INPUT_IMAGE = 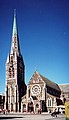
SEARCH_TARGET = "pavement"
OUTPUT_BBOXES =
[0,112,65,120]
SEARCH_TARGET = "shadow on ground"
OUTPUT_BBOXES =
[0,116,24,119]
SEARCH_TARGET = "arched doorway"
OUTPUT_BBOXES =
[35,104,39,112]
[11,103,13,111]
[23,104,26,112]
[28,102,34,112]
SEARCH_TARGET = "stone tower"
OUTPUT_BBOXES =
[5,11,26,112]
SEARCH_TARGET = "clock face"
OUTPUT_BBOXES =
[31,85,41,96]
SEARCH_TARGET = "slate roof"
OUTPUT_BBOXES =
[39,73,61,92]
[33,71,61,91]
[59,84,69,93]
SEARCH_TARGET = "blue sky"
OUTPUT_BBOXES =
[0,0,69,93]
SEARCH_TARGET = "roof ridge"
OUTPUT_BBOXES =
[59,83,69,85]
[39,73,58,85]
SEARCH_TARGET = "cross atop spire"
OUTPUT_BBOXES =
[12,9,17,37]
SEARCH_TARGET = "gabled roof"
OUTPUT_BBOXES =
[29,71,61,92]
[39,73,61,91]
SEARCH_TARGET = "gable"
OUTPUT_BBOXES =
[29,71,60,92]
[29,71,44,84]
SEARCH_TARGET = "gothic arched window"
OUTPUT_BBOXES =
[28,89,30,98]
[47,98,52,107]
[9,67,15,78]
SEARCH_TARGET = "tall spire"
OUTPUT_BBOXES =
[10,10,20,55]
[12,9,17,37]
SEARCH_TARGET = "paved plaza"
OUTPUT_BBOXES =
[0,113,65,120]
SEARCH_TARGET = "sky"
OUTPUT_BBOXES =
[0,0,69,93]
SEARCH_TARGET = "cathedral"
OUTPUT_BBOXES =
[4,11,26,112]
[4,11,69,113]
[21,71,62,112]
[21,71,69,113]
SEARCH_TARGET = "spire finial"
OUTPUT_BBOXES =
[14,9,16,17]
[12,9,17,36]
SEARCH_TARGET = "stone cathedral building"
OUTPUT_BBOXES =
[21,71,62,112]
[4,12,26,112]
[21,71,69,113]
[4,11,69,113]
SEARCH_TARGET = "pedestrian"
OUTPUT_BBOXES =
[51,109,57,117]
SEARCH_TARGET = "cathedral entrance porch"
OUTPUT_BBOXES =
[28,102,34,112]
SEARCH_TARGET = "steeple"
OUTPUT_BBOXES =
[12,9,17,37]
[5,10,26,112]
[10,10,20,55]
